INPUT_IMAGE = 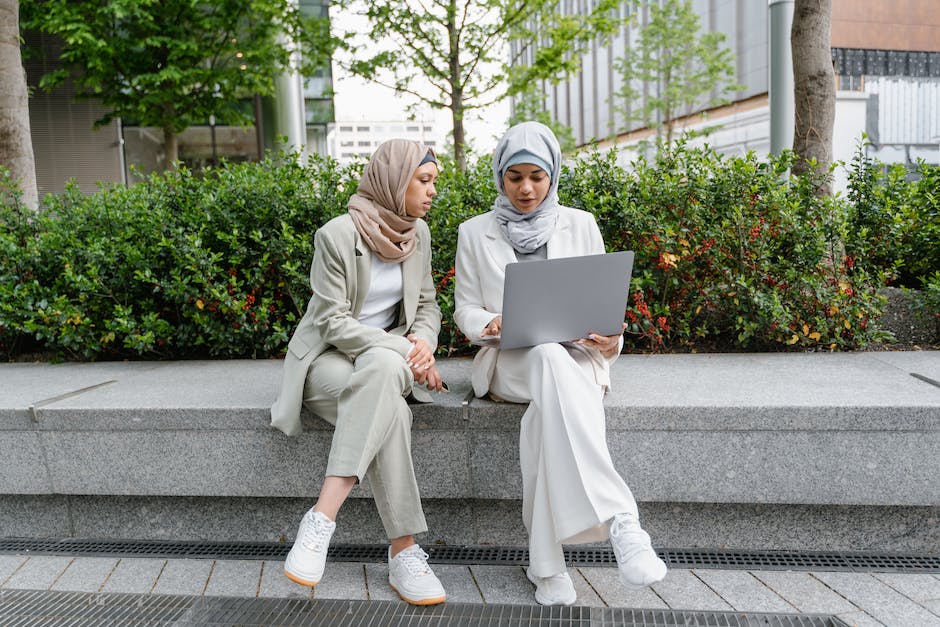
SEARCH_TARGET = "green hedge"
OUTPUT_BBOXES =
[1,144,936,361]
[0,157,359,359]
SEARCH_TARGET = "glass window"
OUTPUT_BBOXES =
[304,99,334,125]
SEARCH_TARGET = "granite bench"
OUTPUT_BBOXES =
[2,352,938,553]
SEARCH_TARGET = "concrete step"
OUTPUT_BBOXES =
[2,352,939,552]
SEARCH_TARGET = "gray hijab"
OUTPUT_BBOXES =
[492,121,561,253]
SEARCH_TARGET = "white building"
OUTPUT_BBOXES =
[328,120,445,163]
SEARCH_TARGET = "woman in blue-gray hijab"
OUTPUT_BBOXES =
[453,122,667,606]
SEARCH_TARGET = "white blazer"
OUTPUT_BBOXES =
[453,206,621,397]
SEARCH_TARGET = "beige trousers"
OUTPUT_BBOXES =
[303,346,427,539]
[488,343,639,577]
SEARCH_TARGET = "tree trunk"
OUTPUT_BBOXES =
[445,0,466,172]
[452,102,466,172]
[791,0,835,195]
[163,123,179,169]
[0,0,39,209]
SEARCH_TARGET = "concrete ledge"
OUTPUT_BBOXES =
[2,352,939,548]
[1,494,937,554]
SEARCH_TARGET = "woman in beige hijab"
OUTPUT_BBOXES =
[271,140,446,605]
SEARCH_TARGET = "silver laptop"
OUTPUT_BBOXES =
[477,251,634,350]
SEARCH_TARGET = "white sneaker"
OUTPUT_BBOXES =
[387,544,446,605]
[284,509,335,586]
[609,512,667,589]
[526,567,577,606]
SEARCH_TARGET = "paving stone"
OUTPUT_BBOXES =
[752,570,859,615]
[151,559,212,596]
[204,560,263,597]
[872,572,940,604]
[578,566,668,609]
[99,558,166,594]
[431,564,482,604]
[51,557,118,593]
[0,555,28,585]
[835,610,887,627]
[469,565,534,605]
[257,560,311,600]
[363,563,398,602]
[693,569,795,613]
[1,556,72,590]
[312,562,367,600]
[568,568,604,607]
[814,571,940,626]
[649,569,734,612]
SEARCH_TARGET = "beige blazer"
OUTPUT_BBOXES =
[453,206,620,397]
[270,214,441,436]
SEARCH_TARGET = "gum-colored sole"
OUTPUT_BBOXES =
[284,569,319,587]
[389,583,446,606]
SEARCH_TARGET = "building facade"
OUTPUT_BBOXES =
[24,0,334,196]
[516,0,940,190]
[327,119,444,163]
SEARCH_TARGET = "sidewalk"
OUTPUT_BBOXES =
[2,552,939,625]
[1,350,939,625]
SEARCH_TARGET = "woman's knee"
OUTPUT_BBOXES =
[528,342,570,366]
[356,346,412,387]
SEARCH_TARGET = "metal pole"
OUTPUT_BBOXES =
[273,0,307,162]
[253,94,264,161]
[209,114,217,165]
[769,0,795,155]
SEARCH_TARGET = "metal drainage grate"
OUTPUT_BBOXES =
[0,589,849,626]
[0,538,289,561]
[657,548,940,573]
[1,538,938,573]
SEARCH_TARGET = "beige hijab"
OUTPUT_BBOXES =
[348,139,432,263]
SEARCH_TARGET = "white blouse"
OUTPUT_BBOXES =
[357,252,404,330]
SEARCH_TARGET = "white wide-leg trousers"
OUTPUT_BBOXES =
[302,346,427,540]
[488,343,639,577]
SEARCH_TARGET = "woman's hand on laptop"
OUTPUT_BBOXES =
[482,315,502,337]
[575,323,627,359]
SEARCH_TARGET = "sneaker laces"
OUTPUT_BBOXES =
[299,514,333,552]
[610,514,653,562]
[396,546,433,577]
